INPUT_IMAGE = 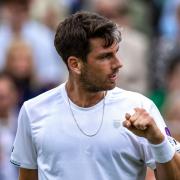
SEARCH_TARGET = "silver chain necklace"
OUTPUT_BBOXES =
[67,92,106,137]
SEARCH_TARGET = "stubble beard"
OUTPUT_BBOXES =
[79,68,116,93]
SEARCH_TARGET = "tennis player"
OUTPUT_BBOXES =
[11,11,180,180]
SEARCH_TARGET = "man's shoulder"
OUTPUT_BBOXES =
[109,87,153,105]
[24,83,65,111]
[110,87,148,99]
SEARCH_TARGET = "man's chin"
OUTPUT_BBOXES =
[104,83,116,91]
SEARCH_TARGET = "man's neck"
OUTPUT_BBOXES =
[65,81,105,107]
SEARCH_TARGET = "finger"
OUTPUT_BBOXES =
[131,108,147,123]
[129,111,141,123]
[123,120,131,128]
[125,113,131,120]
[134,107,147,112]
[138,117,149,130]
[134,122,147,130]
[132,114,149,130]
[134,107,141,112]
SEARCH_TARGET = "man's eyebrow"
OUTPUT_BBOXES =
[96,47,119,59]
[96,52,113,58]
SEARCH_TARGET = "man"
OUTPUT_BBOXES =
[11,11,180,180]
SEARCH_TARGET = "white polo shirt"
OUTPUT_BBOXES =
[10,83,179,180]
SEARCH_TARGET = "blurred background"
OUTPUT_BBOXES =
[0,0,180,179]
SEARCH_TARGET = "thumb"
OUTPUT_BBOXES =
[123,119,131,128]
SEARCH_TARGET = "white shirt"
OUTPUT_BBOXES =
[10,83,179,180]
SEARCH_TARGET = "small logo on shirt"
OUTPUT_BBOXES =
[113,119,122,128]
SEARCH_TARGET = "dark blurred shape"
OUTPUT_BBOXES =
[148,0,166,37]
[69,0,84,14]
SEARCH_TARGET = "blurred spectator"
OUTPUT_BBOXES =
[162,92,180,141]
[3,38,46,108]
[93,0,149,95]
[30,0,92,24]
[31,0,69,32]
[41,3,62,32]
[0,0,67,86]
[0,73,18,180]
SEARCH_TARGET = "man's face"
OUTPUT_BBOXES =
[79,38,123,92]
[8,46,33,79]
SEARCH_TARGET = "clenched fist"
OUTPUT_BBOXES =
[123,108,165,144]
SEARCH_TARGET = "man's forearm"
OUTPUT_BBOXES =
[19,168,38,180]
[156,153,180,180]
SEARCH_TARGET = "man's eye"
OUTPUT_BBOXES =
[106,54,112,58]
[102,54,112,59]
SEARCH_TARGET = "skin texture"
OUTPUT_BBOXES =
[19,38,180,180]
[19,168,38,180]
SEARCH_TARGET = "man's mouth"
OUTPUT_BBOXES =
[108,72,118,81]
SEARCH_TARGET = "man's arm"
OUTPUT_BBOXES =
[19,168,38,180]
[155,153,180,180]
[123,108,180,180]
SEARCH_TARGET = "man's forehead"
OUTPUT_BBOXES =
[89,38,119,52]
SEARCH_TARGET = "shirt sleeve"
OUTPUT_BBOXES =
[10,103,38,169]
[149,102,167,135]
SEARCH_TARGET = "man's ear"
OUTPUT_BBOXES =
[67,56,82,74]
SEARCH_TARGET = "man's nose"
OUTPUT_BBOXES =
[112,55,123,69]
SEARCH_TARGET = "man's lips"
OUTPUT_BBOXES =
[108,72,118,81]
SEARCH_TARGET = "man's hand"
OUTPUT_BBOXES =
[123,108,164,144]
[123,108,180,180]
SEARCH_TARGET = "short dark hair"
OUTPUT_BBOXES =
[54,11,121,66]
